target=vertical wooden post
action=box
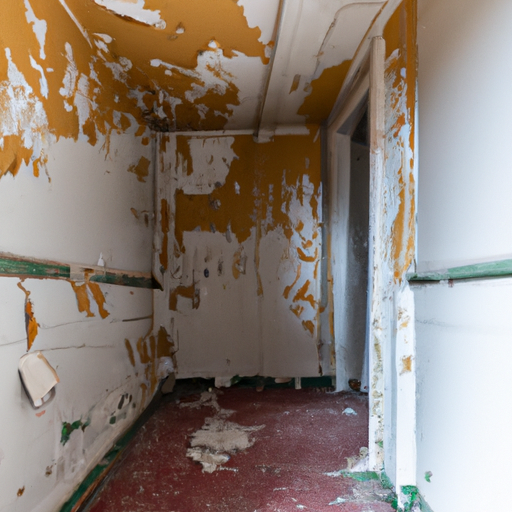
[368,35,386,471]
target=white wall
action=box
[416,0,512,510]
[414,279,512,512]
[417,0,512,272]
[0,134,155,512]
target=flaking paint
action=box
[159,131,323,377]
[17,281,39,351]
[70,281,110,319]
[382,0,417,282]
[174,133,321,253]
[128,156,150,183]
[159,199,170,271]
[173,133,322,337]
[0,0,269,180]
[134,326,175,394]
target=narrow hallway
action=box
[84,381,394,512]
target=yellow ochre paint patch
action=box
[125,339,136,367]
[87,282,110,319]
[283,263,302,300]
[401,355,412,374]
[302,320,315,336]
[174,133,322,252]
[128,156,150,183]
[383,0,417,282]
[298,60,352,123]
[0,0,269,178]
[135,326,175,395]
[293,280,316,309]
[70,281,110,319]
[169,282,200,311]
[17,281,39,351]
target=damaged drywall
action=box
[0,124,157,512]
[154,131,325,379]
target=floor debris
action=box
[187,416,264,472]
[182,389,265,472]
[88,381,395,512]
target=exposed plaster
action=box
[24,0,48,60]
[93,0,166,29]
[154,132,323,378]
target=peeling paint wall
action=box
[154,131,325,380]
[375,0,418,489]
[0,4,158,508]
[415,0,512,510]
[323,0,418,487]
[0,132,156,512]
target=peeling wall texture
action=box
[0,132,157,512]
[0,2,160,510]
[377,0,417,486]
[0,0,386,509]
[154,132,324,380]
[324,0,418,486]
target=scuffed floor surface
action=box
[87,382,394,512]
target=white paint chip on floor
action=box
[184,390,265,472]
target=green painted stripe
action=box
[89,273,162,290]
[408,259,512,282]
[0,255,159,289]
[0,257,70,279]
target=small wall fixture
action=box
[18,351,60,408]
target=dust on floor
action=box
[87,381,395,512]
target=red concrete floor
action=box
[86,381,394,512]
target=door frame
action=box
[327,36,386,470]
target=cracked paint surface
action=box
[0,0,270,179]
[158,132,323,379]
